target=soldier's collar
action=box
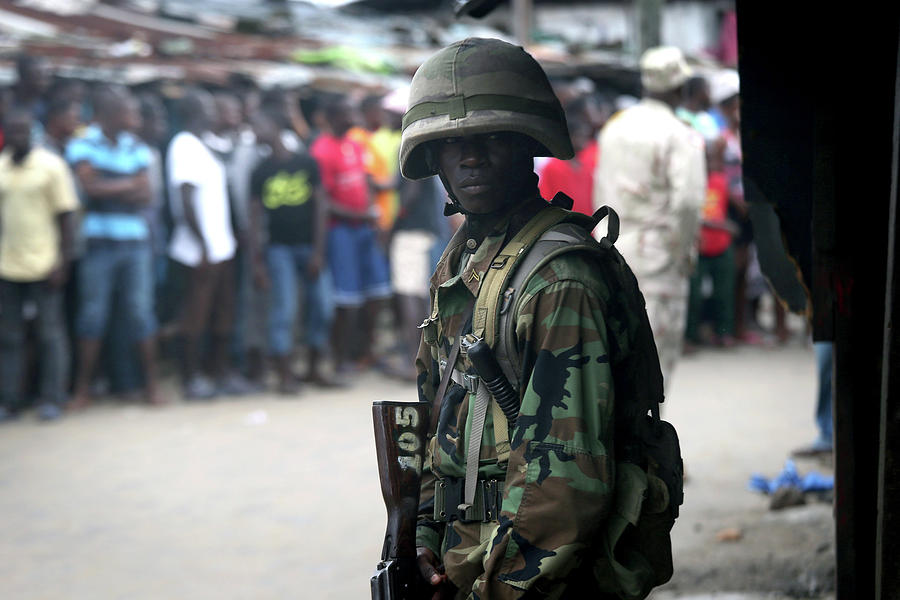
[456,195,547,298]
[463,193,545,254]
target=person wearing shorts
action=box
[311,96,391,374]
[389,175,445,377]
[166,89,243,399]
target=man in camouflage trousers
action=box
[400,37,631,599]
[593,47,706,391]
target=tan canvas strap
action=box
[492,400,511,463]
[495,222,596,388]
[473,206,570,344]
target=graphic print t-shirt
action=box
[251,153,320,245]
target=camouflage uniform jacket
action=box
[416,196,623,599]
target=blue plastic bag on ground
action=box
[748,459,834,494]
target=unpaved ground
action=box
[0,337,834,599]
[651,339,835,599]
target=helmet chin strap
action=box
[437,170,468,216]
[436,162,539,219]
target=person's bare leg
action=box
[70,338,101,410]
[182,334,201,383]
[306,347,323,381]
[358,298,386,369]
[305,347,348,387]
[274,354,301,395]
[246,347,265,385]
[137,337,164,405]
[210,334,229,382]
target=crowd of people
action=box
[0,49,783,422]
[0,52,459,421]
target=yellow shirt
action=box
[0,147,79,282]
[348,126,399,231]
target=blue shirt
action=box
[66,125,152,241]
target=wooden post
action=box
[637,0,663,54]
[512,0,533,46]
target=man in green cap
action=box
[400,38,673,600]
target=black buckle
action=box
[436,478,502,523]
[478,479,502,521]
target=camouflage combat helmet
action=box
[400,37,574,180]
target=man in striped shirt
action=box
[65,86,163,409]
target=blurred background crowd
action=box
[0,0,790,424]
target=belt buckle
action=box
[435,478,502,523]
[435,478,465,522]
[462,373,479,393]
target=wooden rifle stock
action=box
[371,400,429,600]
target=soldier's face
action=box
[434,131,533,214]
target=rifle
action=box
[371,400,430,600]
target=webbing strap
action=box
[491,206,618,389]
[492,400,510,464]
[402,93,564,131]
[460,382,491,511]
[449,370,510,478]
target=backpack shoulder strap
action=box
[486,205,620,389]
[471,204,570,344]
[472,202,662,478]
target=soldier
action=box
[400,38,667,600]
[593,46,706,391]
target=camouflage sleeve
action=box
[414,333,444,556]
[472,260,615,598]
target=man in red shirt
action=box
[537,96,600,216]
[310,96,391,374]
[685,137,737,347]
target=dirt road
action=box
[0,340,834,599]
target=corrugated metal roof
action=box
[0,0,649,94]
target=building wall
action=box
[534,1,730,58]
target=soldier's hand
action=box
[417,546,457,599]
[417,547,445,585]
